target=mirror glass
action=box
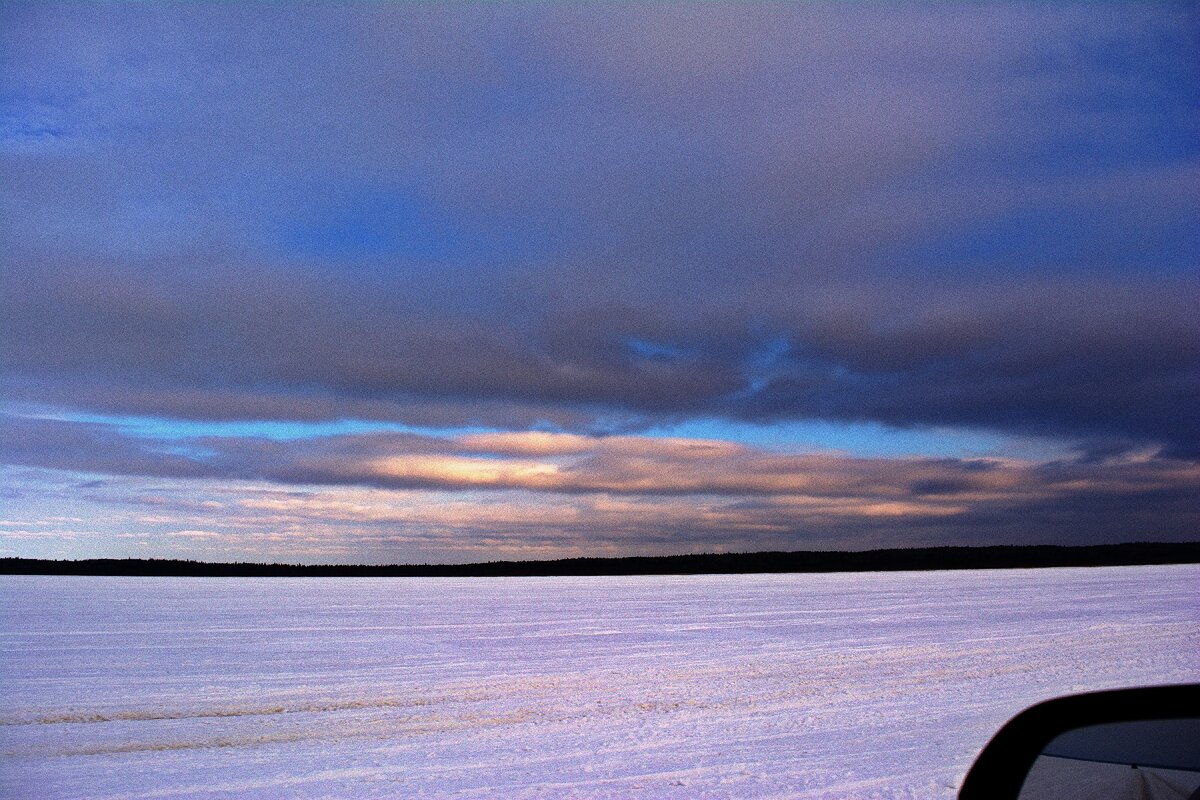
[1017,719,1200,800]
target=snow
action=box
[2,565,1197,799]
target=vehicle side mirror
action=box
[959,684,1200,800]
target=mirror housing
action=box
[959,684,1200,800]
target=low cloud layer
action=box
[4,260,1198,453]
[2,415,1196,562]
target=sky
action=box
[1,3,1198,564]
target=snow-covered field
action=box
[2,565,1197,799]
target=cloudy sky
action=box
[2,3,1197,563]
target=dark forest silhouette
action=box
[3,542,1197,577]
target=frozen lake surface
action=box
[2,565,1197,799]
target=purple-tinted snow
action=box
[2,565,1197,799]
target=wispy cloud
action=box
[2,416,1196,562]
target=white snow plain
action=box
[2,565,1197,799]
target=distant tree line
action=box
[2,542,1198,577]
